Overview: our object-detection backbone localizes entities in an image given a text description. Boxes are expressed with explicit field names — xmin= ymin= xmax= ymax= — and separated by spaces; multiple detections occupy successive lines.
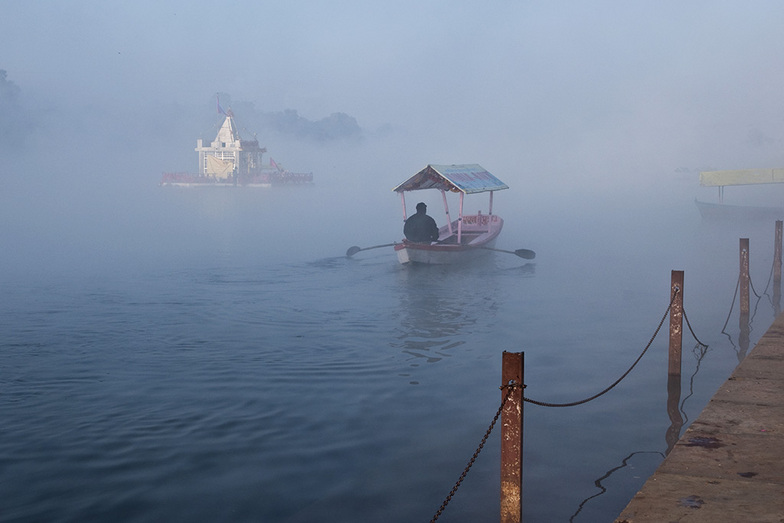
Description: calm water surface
xmin=1 ymin=180 xmax=778 ymax=522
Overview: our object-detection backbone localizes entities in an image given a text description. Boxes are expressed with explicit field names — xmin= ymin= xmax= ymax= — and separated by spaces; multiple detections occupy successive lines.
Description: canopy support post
xmin=489 ymin=190 xmax=495 ymax=215
xmin=400 ymin=192 xmax=407 ymax=221
xmin=441 ymin=189 xmax=453 ymax=235
xmin=457 ymin=192 xmax=464 ymax=244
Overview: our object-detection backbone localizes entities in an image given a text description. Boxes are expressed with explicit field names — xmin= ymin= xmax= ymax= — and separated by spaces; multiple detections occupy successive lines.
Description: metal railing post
xmin=501 ymin=351 xmax=524 ymax=523
xmin=774 ymin=221 xmax=782 ymax=314
xmin=738 ymin=238 xmax=751 ymax=361
xmin=666 ymin=271 xmax=684 ymax=454
xmin=668 ymin=270 xmax=684 ymax=377
xmin=740 ymin=238 xmax=750 ymax=317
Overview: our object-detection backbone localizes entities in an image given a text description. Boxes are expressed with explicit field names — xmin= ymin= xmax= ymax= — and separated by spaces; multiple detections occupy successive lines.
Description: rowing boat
xmin=392 ymin=164 xmax=508 ymax=265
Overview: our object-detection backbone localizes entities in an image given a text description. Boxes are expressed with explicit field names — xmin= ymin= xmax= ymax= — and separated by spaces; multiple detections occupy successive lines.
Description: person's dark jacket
xmin=404 ymin=211 xmax=439 ymax=243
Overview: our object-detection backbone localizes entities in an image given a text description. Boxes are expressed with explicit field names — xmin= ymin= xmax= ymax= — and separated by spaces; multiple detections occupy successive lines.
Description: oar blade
xmin=515 ymin=249 xmax=536 ymax=259
xmin=346 ymin=246 xmax=362 ymax=257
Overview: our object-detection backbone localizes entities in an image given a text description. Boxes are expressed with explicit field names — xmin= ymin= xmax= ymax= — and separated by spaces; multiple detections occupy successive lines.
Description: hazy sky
xmin=3 ymin=1 xmax=784 ymax=196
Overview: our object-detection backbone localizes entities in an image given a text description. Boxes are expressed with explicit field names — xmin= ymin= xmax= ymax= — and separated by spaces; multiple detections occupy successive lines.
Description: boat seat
xmin=439 ymin=234 xmax=483 ymax=245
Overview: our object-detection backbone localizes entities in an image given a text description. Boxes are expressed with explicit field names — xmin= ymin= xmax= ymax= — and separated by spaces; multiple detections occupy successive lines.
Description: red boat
xmin=392 ymin=164 xmax=508 ymax=265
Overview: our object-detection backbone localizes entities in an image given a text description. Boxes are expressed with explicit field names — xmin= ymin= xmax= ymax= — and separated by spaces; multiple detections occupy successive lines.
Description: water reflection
xmin=572 ymin=334 xmax=711 ymax=520
xmin=394 ymin=265 xmax=481 ymax=364
xmin=721 ymin=274 xmax=771 ymax=363
xmin=665 ymin=373 xmax=684 ymax=456
xmin=738 ymin=311 xmax=751 ymax=362
xmin=498 ymin=262 xmax=536 ymax=275
xmin=569 ymin=451 xmax=665 ymax=522
xmin=391 ymin=257 xmax=527 ymax=370
xmin=677 ymin=342 xmax=711 ymax=426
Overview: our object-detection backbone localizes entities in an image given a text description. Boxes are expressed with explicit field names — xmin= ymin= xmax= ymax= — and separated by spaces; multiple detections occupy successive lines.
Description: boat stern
xmin=394 ymin=243 xmax=412 ymax=264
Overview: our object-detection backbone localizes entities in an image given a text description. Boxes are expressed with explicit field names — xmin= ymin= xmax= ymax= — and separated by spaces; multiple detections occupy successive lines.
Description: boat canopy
xmin=700 ymin=168 xmax=784 ymax=187
xmin=393 ymin=164 xmax=509 ymax=194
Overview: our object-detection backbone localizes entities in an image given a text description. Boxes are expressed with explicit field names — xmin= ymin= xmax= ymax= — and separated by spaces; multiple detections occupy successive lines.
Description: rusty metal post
xmin=668 ymin=270 xmax=684 ymax=377
xmin=740 ymin=238 xmax=750 ymax=317
xmin=738 ymin=238 xmax=751 ymax=362
xmin=501 ymin=351 xmax=523 ymax=523
xmin=666 ymin=271 xmax=684 ymax=454
xmin=774 ymin=221 xmax=782 ymax=314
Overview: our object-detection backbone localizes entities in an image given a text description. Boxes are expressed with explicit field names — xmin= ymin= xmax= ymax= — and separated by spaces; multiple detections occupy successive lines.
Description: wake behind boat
xmin=392 ymin=164 xmax=509 ymax=265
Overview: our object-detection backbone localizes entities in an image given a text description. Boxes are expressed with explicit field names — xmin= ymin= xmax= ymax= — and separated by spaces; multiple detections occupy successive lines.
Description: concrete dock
xmin=615 ymin=313 xmax=784 ymax=522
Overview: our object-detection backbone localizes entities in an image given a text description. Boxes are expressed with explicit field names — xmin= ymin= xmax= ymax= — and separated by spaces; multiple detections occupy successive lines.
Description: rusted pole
xmin=666 ymin=271 xmax=684 ymax=454
xmin=738 ymin=238 xmax=751 ymax=362
xmin=774 ymin=221 xmax=782 ymax=314
xmin=501 ymin=351 xmax=523 ymax=523
xmin=739 ymin=238 xmax=750 ymax=317
xmin=668 ymin=270 xmax=684 ymax=377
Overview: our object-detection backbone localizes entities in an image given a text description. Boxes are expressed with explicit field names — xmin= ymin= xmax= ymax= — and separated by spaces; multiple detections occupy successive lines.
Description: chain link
xmin=429 ymin=284 xmax=715 ymax=520
xmin=524 ymin=288 xmax=678 ymax=408
xmin=721 ymin=275 xmax=740 ymax=333
xmin=682 ymin=306 xmax=708 ymax=348
xmin=429 ymin=381 xmax=521 ymax=523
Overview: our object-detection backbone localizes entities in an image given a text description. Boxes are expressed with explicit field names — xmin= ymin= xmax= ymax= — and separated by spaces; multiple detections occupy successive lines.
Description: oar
xmin=436 ymin=239 xmax=536 ymax=259
xmin=481 ymin=247 xmax=536 ymax=259
xmin=346 ymin=243 xmax=398 ymax=257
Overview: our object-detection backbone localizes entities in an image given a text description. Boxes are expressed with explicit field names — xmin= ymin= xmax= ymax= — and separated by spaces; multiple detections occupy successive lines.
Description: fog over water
xmin=3 ymin=2 xmax=784 ymax=522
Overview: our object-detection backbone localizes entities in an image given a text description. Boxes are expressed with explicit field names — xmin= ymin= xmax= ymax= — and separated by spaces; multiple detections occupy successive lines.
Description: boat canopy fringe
xmin=700 ymin=168 xmax=784 ymax=187
xmin=393 ymin=164 xmax=509 ymax=194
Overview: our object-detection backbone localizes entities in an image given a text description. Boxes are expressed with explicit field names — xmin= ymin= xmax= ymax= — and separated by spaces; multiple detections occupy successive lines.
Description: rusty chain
xmin=682 ymin=306 xmax=708 ymax=348
xmin=429 ymin=285 xmax=713 ymax=520
xmin=523 ymin=288 xmax=678 ymax=408
xmin=429 ymin=381 xmax=522 ymax=523
xmin=721 ymin=275 xmax=740 ymax=334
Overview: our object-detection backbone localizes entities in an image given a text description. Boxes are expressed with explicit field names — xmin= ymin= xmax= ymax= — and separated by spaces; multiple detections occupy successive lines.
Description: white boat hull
xmin=395 ymin=214 xmax=503 ymax=265
xmin=695 ymin=199 xmax=784 ymax=220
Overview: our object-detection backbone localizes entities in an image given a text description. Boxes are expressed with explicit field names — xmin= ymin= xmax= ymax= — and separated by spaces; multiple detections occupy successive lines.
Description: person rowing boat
xmin=403 ymin=202 xmax=439 ymax=244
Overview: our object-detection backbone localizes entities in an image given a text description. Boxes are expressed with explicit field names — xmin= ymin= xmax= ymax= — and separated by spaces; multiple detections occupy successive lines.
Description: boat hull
xmin=394 ymin=238 xmax=500 ymax=264
xmin=394 ymin=214 xmax=503 ymax=265
xmin=695 ymin=199 xmax=784 ymax=220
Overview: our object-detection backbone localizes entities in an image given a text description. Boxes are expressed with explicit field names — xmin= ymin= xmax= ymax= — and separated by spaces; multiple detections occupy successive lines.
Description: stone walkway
xmin=615 ymin=313 xmax=784 ymax=522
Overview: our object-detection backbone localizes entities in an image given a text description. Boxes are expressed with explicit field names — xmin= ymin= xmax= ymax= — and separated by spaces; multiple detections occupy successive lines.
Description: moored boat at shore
xmin=694 ymin=198 xmax=784 ymax=221
xmin=696 ymin=168 xmax=784 ymax=220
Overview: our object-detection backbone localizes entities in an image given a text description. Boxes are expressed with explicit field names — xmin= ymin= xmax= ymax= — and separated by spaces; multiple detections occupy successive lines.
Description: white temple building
xmin=160 ymin=107 xmax=312 ymax=187
xmin=194 ymin=114 xmax=266 ymax=181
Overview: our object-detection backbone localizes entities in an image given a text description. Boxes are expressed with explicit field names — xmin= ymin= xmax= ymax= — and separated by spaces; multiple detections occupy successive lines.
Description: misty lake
xmin=1 ymin=175 xmax=779 ymax=522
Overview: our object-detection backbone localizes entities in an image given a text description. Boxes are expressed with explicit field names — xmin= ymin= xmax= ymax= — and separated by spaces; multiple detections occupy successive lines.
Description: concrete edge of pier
xmin=615 ymin=313 xmax=784 ymax=522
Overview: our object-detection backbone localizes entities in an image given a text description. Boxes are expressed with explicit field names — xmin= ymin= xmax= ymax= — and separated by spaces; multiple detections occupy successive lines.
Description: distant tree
xmin=0 ymin=69 xmax=20 ymax=96
xmin=313 ymin=112 xmax=362 ymax=141
xmin=261 ymin=108 xmax=362 ymax=142
xmin=0 ymin=69 xmax=21 ymax=103
xmin=204 ymin=93 xmax=364 ymax=142
xmin=0 ymin=69 xmax=27 ymax=148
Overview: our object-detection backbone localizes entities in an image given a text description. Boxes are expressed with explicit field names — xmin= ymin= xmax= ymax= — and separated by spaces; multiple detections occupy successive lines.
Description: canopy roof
xmin=392 ymin=164 xmax=509 ymax=194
